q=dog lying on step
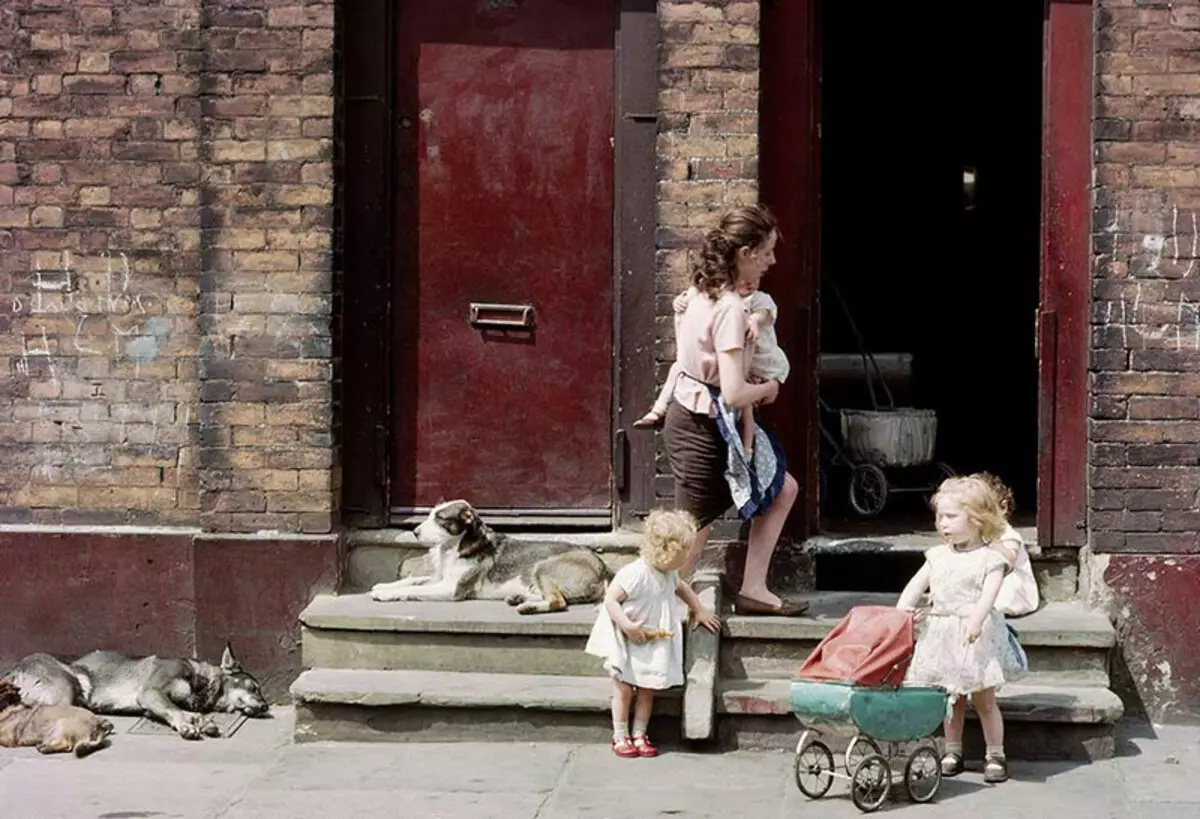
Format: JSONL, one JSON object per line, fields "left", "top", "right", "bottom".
{"left": 0, "top": 680, "right": 113, "bottom": 757}
{"left": 370, "top": 499, "right": 612, "bottom": 614}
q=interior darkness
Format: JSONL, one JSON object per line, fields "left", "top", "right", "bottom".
{"left": 818, "top": 2, "right": 1045, "bottom": 526}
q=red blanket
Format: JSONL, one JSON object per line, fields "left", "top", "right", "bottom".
{"left": 796, "top": 606, "right": 915, "bottom": 687}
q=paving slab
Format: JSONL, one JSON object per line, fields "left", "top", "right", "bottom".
{"left": 0, "top": 708, "right": 1196, "bottom": 819}
{"left": 252, "top": 740, "right": 572, "bottom": 794}
{"left": 220, "top": 789, "right": 547, "bottom": 819}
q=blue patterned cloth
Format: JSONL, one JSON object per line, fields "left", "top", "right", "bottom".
{"left": 705, "top": 385, "right": 788, "bottom": 520}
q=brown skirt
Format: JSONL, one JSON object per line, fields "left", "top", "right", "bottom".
{"left": 663, "top": 401, "right": 732, "bottom": 529}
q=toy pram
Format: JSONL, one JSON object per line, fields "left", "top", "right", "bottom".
{"left": 790, "top": 606, "right": 947, "bottom": 813}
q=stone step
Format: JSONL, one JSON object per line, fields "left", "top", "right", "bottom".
{"left": 300, "top": 593, "right": 1115, "bottom": 684}
{"left": 803, "top": 526, "right": 1078, "bottom": 603}
{"left": 290, "top": 668, "right": 679, "bottom": 744}
{"left": 290, "top": 668, "right": 1122, "bottom": 759}
{"left": 713, "top": 677, "right": 1124, "bottom": 760}
{"left": 721, "top": 594, "right": 1114, "bottom": 684}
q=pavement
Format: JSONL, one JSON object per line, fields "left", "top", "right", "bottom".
{"left": 0, "top": 708, "right": 1197, "bottom": 818}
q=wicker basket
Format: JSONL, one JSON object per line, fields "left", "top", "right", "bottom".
{"left": 839, "top": 408, "right": 938, "bottom": 468}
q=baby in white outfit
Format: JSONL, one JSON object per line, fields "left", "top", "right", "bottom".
{"left": 635, "top": 279, "right": 789, "bottom": 461}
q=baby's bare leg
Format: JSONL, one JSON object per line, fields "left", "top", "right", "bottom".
{"left": 741, "top": 405, "right": 756, "bottom": 458}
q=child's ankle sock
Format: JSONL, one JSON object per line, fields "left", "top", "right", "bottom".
{"left": 631, "top": 719, "right": 649, "bottom": 738}
{"left": 986, "top": 745, "right": 1005, "bottom": 759}
{"left": 943, "top": 741, "right": 963, "bottom": 756}
{"left": 613, "top": 718, "right": 628, "bottom": 743}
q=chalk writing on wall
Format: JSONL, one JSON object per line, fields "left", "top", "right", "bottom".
{"left": 8, "top": 251, "right": 164, "bottom": 378}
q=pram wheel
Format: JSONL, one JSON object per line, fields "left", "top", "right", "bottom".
{"left": 848, "top": 464, "right": 888, "bottom": 517}
{"left": 904, "top": 745, "right": 942, "bottom": 803}
{"left": 845, "top": 734, "right": 883, "bottom": 776}
{"left": 793, "top": 740, "right": 835, "bottom": 799}
{"left": 850, "top": 753, "right": 892, "bottom": 813}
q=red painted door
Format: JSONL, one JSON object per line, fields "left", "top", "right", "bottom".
{"left": 392, "top": 1, "right": 615, "bottom": 514}
{"left": 1038, "top": 0, "right": 1091, "bottom": 547}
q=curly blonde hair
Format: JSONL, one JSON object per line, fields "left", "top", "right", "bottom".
{"left": 969, "top": 471, "right": 1015, "bottom": 520}
{"left": 931, "top": 476, "right": 1007, "bottom": 543}
{"left": 692, "top": 205, "right": 778, "bottom": 299}
{"left": 641, "top": 508, "right": 698, "bottom": 571}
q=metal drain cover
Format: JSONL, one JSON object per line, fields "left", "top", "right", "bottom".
{"left": 127, "top": 713, "right": 247, "bottom": 738}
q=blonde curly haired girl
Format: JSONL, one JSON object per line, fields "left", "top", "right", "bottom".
{"left": 584, "top": 508, "right": 721, "bottom": 758}
{"left": 898, "top": 475, "right": 1027, "bottom": 784}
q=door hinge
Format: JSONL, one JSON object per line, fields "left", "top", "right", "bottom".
{"left": 614, "top": 428, "right": 627, "bottom": 493}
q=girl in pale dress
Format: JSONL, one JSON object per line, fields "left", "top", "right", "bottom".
{"left": 897, "top": 476, "right": 1026, "bottom": 784}
{"left": 584, "top": 509, "right": 721, "bottom": 758}
{"left": 971, "top": 471, "right": 1041, "bottom": 617}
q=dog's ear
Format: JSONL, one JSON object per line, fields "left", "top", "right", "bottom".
{"left": 0, "top": 679, "right": 21, "bottom": 709}
{"left": 220, "top": 643, "right": 242, "bottom": 672}
{"left": 456, "top": 506, "right": 496, "bottom": 559}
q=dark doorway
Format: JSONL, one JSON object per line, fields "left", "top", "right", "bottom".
{"left": 818, "top": 2, "right": 1045, "bottom": 526}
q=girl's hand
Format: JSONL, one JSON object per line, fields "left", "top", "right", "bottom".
{"left": 965, "top": 620, "right": 983, "bottom": 644}
{"left": 622, "top": 621, "right": 650, "bottom": 644}
{"left": 745, "top": 320, "right": 760, "bottom": 345}
{"left": 672, "top": 291, "right": 691, "bottom": 314}
{"left": 690, "top": 607, "right": 722, "bottom": 634}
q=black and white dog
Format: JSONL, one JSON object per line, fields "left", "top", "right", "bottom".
{"left": 4, "top": 645, "right": 269, "bottom": 740}
{"left": 370, "top": 499, "right": 612, "bottom": 614}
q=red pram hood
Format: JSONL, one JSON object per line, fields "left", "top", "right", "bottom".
{"left": 795, "top": 605, "right": 915, "bottom": 687}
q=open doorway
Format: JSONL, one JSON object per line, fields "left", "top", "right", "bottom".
{"left": 816, "top": 2, "right": 1044, "bottom": 534}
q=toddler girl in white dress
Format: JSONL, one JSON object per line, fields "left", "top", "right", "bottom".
{"left": 584, "top": 509, "right": 721, "bottom": 758}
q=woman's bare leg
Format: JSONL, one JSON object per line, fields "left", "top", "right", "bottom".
{"left": 682, "top": 524, "right": 711, "bottom": 576}
{"left": 738, "top": 472, "right": 798, "bottom": 606}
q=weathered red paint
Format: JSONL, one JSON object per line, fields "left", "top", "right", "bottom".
{"left": 391, "top": 0, "right": 615, "bottom": 510}
{"left": 193, "top": 536, "right": 341, "bottom": 698}
{"left": 1039, "top": 0, "right": 1092, "bottom": 547}
{"left": 1104, "top": 555, "right": 1200, "bottom": 721}
{"left": 0, "top": 531, "right": 338, "bottom": 702}
{"left": 759, "top": 0, "right": 820, "bottom": 539}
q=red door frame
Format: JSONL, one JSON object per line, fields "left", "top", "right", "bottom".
{"left": 762, "top": 0, "right": 1092, "bottom": 543}
{"left": 760, "top": 0, "right": 821, "bottom": 539}
{"left": 1038, "top": 0, "right": 1092, "bottom": 548}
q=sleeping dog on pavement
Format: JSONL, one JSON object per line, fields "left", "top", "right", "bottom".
{"left": 370, "top": 499, "right": 612, "bottom": 614}
{"left": 3, "top": 644, "right": 269, "bottom": 740}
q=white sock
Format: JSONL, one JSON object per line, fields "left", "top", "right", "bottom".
{"left": 613, "top": 717, "right": 627, "bottom": 743}
{"left": 632, "top": 719, "right": 649, "bottom": 738}
{"left": 944, "top": 741, "right": 963, "bottom": 756}
{"left": 986, "top": 745, "right": 1005, "bottom": 759}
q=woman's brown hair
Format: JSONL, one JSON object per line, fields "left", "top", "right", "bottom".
{"left": 692, "top": 205, "right": 778, "bottom": 299}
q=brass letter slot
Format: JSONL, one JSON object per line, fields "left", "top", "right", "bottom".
{"left": 468, "top": 302, "right": 535, "bottom": 330}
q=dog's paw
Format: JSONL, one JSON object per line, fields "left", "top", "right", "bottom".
{"left": 515, "top": 602, "right": 546, "bottom": 615}
{"left": 177, "top": 722, "right": 202, "bottom": 740}
{"left": 370, "top": 586, "right": 402, "bottom": 602}
{"left": 98, "top": 719, "right": 114, "bottom": 735}
{"left": 505, "top": 594, "right": 525, "bottom": 607}
{"left": 200, "top": 717, "right": 221, "bottom": 738}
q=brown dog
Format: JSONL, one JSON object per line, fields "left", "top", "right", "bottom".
{"left": 0, "top": 680, "right": 113, "bottom": 757}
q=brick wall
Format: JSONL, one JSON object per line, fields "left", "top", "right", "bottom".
{"left": 0, "top": 1, "right": 336, "bottom": 534}
{"left": 654, "top": 0, "right": 760, "bottom": 504}
{"left": 1090, "top": 1, "right": 1200, "bottom": 720}
{"left": 1091, "top": 1, "right": 1200, "bottom": 550}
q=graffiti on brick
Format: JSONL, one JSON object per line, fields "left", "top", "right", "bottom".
{"left": 1097, "top": 204, "right": 1200, "bottom": 353}
{"left": 8, "top": 251, "right": 164, "bottom": 378}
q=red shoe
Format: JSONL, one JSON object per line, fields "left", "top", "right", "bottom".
{"left": 632, "top": 734, "right": 659, "bottom": 758}
{"left": 612, "top": 736, "right": 639, "bottom": 758}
